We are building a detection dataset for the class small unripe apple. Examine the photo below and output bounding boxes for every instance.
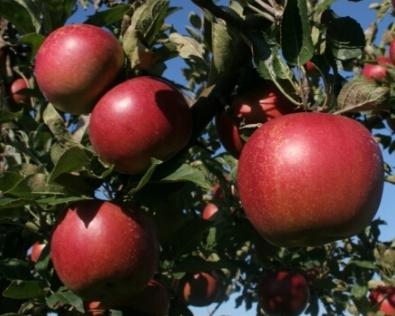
[237,112,384,247]
[30,242,45,263]
[89,76,192,175]
[34,24,124,114]
[117,280,170,316]
[50,200,159,305]
[181,272,221,307]
[202,202,219,221]
[369,286,395,316]
[216,82,295,158]
[259,271,309,316]
[10,78,29,104]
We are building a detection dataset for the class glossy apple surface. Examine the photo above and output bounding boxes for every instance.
[182,272,220,307]
[34,24,124,114]
[216,82,295,158]
[369,286,395,316]
[89,76,192,175]
[259,271,309,316]
[10,78,29,104]
[50,200,158,304]
[118,280,170,316]
[30,242,45,263]
[237,112,384,247]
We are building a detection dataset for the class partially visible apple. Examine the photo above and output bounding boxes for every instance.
[362,64,387,82]
[50,200,159,305]
[89,76,192,175]
[30,242,45,263]
[84,301,106,316]
[202,202,219,221]
[117,280,170,316]
[259,271,309,316]
[10,78,29,104]
[181,272,221,307]
[237,112,384,247]
[390,39,395,64]
[369,286,395,316]
[34,24,124,114]
[216,82,295,158]
[304,60,319,77]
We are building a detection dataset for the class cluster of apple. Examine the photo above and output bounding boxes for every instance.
[27,20,389,315]
[28,24,197,315]
[362,39,395,82]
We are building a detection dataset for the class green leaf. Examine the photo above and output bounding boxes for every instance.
[189,12,202,29]
[19,32,45,58]
[155,162,211,190]
[348,260,376,269]
[49,146,91,182]
[46,287,84,313]
[7,173,66,198]
[128,158,163,195]
[129,0,171,47]
[43,104,73,142]
[85,4,130,26]
[0,172,23,192]
[2,280,45,299]
[40,0,77,32]
[168,33,204,59]
[0,110,23,124]
[281,0,314,65]
[326,16,365,60]
[0,259,32,280]
[36,196,92,207]
[0,0,36,34]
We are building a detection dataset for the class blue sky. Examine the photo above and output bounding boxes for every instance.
[68,1,395,315]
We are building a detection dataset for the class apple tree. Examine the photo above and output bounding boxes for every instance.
[0,0,395,315]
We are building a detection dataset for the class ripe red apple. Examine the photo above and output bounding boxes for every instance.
[117,280,170,316]
[362,63,387,81]
[10,78,29,104]
[369,286,395,316]
[30,242,45,263]
[89,76,192,175]
[237,112,384,247]
[259,271,309,316]
[50,200,159,305]
[181,272,221,307]
[202,202,219,221]
[84,301,106,316]
[304,60,319,76]
[216,82,295,158]
[390,39,395,64]
[34,24,124,114]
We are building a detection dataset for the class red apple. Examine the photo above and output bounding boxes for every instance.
[216,82,295,158]
[10,78,29,104]
[50,200,158,305]
[390,39,395,64]
[84,301,106,316]
[304,60,319,76]
[202,202,219,221]
[259,271,309,316]
[362,64,387,81]
[89,76,192,175]
[30,242,45,263]
[181,272,220,307]
[117,280,170,316]
[237,112,384,247]
[34,24,124,114]
[369,286,395,316]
